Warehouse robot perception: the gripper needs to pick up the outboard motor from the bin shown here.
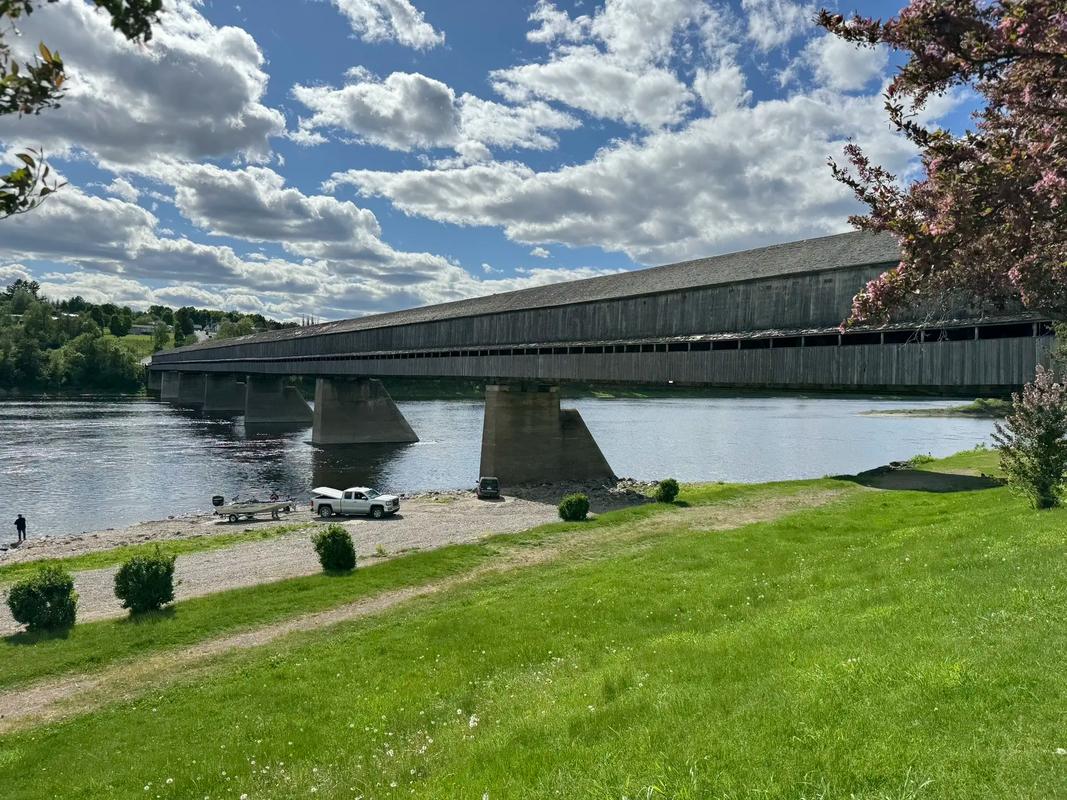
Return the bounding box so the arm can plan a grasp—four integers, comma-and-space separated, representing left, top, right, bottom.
211, 495, 225, 508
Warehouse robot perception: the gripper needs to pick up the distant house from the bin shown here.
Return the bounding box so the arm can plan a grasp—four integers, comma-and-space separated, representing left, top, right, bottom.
130, 323, 164, 336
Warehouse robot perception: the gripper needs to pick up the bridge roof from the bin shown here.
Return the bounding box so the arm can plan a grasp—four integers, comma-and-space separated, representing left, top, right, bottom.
172, 231, 898, 352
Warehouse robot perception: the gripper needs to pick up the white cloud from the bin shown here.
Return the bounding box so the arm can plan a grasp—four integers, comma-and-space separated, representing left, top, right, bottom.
293, 70, 460, 151
0, 264, 32, 286
498, 0, 726, 130
0, 0, 285, 168
491, 46, 693, 129
105, 178, 141, 202
0, 182, 322, 292
590, 0, 712, 66
801, 34, 889, 92
693, 60, 752, 115
741, 0, 814, 52
527, 0, 591, 44
292, 70, 578, 152
331, 0, 443, 49
328, 88, 939, 265
456, 96, 578, 151
530, 247, 551, 258
161, 164, 454, 276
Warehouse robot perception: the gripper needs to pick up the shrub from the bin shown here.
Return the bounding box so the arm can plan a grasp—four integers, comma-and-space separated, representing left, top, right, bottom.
313, 524, 356, 572
993, 366, 1067, 509
114, 548, 176, 613
653, 478, 680, 504
558, 493, 590, 522
7, 565, 78, 631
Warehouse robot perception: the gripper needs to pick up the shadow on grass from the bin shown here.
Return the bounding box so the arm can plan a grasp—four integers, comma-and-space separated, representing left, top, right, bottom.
839, 467, 1005, 493
119, 607, 178, 626
5, 625, 74, 646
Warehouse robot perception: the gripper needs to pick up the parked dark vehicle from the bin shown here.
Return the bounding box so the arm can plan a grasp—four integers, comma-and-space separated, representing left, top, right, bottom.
476, 476, 500, 500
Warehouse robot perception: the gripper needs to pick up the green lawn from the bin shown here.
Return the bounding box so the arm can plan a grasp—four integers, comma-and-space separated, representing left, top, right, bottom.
103, 333, 157, 361
0, 486, 771, 690
2, 451, 1066, 799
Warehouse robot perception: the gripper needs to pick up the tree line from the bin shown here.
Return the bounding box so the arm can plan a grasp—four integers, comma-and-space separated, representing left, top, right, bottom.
0, 278, 293, 393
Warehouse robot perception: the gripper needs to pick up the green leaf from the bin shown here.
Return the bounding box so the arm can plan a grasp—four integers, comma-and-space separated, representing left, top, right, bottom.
16, 153, 35, 168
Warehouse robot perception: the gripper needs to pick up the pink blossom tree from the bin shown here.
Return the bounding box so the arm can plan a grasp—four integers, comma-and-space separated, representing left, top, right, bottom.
993, 366, 1067, 508
819, 1, 1066, 327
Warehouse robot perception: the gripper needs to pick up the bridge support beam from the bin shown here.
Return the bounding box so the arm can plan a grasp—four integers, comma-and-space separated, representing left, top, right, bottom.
202, 374, 246, 415
160, 371, 181, 403
312, 377, 419, 445
176, 372, 206, 408
146, 370, 162, 398
480, 383, 615, 487
244, 375, 313, 425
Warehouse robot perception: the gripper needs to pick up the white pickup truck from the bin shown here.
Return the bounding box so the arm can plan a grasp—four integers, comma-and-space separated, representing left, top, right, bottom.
311, 486, 401, 519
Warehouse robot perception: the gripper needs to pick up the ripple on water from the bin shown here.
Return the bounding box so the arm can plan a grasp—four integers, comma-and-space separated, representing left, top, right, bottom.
0, 395, 993, 537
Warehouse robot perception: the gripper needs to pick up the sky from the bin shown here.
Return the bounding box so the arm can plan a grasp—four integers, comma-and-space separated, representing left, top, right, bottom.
0, 0, 966, 322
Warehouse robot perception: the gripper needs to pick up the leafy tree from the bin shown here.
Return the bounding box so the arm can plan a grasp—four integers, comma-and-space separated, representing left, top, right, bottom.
171, 327, 187, 348
151, 321, 170, 352
994, 366, 1067, 509
819, 1, 1067, 326
173, 306, 195, 336
2, 278, 40, 300
63, 294, 87, 313
1, 0, 162, 219
215, 317, 255, 340
107, 313, 131, 337
148, 304, 174, 325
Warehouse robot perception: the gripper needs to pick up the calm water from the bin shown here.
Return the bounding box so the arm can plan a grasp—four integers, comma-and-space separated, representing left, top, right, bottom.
0, 396, 995, 537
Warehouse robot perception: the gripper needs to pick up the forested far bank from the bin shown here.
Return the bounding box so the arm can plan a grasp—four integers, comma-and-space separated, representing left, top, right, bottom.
0, 279, 295, 394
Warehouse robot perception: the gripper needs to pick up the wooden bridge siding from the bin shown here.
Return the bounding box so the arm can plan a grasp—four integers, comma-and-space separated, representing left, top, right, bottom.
153, 264, 897, 365
165, 337, 1049, 391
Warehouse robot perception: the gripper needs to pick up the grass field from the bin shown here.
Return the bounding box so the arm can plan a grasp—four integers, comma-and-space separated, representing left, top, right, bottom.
2, 450, 1065, 799
864, 398, 1012, 418
103, 333, 158, 361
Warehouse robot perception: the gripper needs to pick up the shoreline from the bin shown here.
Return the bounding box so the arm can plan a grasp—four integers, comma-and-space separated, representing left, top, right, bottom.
0, 480, 655, 570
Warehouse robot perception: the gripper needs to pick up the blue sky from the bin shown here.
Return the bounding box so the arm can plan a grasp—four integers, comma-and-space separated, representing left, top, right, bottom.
0, 0, 965, 321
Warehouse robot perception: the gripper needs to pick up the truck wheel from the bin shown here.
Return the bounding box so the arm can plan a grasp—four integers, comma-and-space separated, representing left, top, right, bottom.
228, 513, 238, 523
371, 506, 384, 519
318, 505, 333, 518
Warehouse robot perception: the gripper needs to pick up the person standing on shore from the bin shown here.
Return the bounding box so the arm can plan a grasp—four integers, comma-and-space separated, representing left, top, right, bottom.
14, 514, 26, 544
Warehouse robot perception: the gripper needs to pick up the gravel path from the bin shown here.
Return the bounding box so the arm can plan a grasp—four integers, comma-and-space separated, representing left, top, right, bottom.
0, 491, 641, 634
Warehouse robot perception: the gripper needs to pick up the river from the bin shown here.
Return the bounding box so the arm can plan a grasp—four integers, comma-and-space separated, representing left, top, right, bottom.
0, 395, 996, 538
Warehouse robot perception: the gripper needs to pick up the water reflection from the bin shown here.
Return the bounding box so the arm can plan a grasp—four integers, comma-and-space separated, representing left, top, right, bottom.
310, 443, 419, 491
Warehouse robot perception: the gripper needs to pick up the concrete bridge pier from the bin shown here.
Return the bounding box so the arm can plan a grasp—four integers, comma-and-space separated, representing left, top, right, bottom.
244, 375, 313, 425
176, 372, 206, 408
160, 371, 181, 403
146, 370, 162, 398
312, 377, 419, 445
202, 374, 246, 415
479, 383, 615, 487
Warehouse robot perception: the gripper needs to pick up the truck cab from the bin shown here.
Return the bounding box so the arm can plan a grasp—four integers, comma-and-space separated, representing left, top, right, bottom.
312, 486, 400, 519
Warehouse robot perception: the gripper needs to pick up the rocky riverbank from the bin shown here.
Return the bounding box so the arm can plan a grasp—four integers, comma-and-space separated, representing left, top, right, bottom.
0, 480, 654, 568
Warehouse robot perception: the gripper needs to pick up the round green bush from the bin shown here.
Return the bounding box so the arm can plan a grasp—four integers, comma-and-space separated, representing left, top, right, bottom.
114, 548, 176, 614
7, 565, 78, 631
558, 493, 590, 522
313, 524, 357, 572
653, 478, 680, 504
